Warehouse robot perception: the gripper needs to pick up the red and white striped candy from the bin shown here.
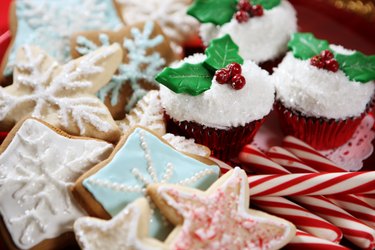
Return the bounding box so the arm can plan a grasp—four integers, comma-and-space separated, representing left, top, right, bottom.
248, 172, 375, 197
282, 136, 347, 172
356, 194, 375, 208
285, 230, 349, 250
239, 145, 290, 174
267, 146, 319, 173
251, 196, 342, 242
292, 196, 375, 250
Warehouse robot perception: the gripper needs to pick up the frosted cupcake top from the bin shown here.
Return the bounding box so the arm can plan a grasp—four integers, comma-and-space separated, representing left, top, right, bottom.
157, 36, 275, 129
273, 33, 375, 120
191, 0, 297, 63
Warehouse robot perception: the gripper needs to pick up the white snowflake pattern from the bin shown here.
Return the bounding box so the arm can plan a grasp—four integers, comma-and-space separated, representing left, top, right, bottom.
0, 120, 113, 248
76, 22, 165, 112
0, 45, 119, 135
4, 0, 122, 76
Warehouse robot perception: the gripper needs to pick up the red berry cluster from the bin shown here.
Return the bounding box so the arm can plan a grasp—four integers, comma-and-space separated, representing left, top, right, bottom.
235, 0, 264, 23
310, 50, 340, 72
215, 62, 246, 90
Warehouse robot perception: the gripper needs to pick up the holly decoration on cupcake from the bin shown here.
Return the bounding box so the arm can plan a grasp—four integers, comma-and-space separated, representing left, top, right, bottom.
155, 35, 246, 95
187, 0, 281, 25
288, 33, 375, 83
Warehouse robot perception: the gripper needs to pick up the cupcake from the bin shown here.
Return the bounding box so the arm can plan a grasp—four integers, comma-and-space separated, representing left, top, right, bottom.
188, 0, 297, 70
273, 32, 375, 150
156, 35, 275, 160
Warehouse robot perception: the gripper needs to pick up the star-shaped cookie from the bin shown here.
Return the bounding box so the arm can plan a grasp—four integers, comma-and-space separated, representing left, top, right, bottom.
148, 167, 296, 250
74, 198, 167, 250
0, 44, 123, 142
0, 0, 123, 82
0, 118, 114, 250
71, 21, 176, 119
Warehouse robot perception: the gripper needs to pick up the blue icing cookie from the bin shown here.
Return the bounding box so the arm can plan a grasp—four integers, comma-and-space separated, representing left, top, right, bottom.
83, 127, 220, 240
4, 0, 122, 76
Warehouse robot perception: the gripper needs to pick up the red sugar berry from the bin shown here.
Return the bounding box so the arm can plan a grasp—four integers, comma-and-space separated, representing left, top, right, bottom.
235, 10, 250, 23
310, 55, 325, 69
325, 59, 339, 72
215, 69, 231, 84
227, 62, 242, 77
320, 50, 334, 61
237, 0, 252, 12
231, 74, 246, 90
251, 5, 264, 17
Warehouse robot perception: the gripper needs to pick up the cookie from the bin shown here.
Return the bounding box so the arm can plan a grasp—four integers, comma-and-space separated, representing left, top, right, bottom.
0, 118, 114, 250
114, 0, 199, 54
71, 22, 176, 120
74, 198, 167, 250
0, 44, 123, 143
147, 167, 296, 250
72, 126, 220, 240
0, 0, 123, 85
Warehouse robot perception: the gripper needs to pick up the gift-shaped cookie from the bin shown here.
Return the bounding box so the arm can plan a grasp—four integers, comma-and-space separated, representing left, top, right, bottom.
0, 118, 114, 250
72, 127, 220, 240
0, 0, 123, 84
71, 22, 176, 119
0, 44, 122, 143
148, 167, 296, 249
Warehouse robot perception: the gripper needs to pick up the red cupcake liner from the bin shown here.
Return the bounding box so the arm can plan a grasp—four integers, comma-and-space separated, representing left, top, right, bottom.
259, 54, 285, 74
165, 113, 265, 161
276, 102, 370, 150
0, 131, 8, 144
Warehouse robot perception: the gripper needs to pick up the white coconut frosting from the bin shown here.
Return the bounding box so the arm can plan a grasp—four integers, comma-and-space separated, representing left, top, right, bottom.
159, 54, 275, 129
199, 0, 297, 63
273, 51, 375, 120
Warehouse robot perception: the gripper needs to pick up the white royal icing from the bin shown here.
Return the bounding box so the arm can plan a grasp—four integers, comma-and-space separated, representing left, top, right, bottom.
159, 54, 275, 129
273, 52, 375, 119
0, 119, 113, 249
199, 0, 297, 63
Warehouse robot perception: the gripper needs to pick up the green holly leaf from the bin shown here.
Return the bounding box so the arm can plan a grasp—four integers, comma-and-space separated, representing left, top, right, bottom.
155, 63, 212, 96
204, 35, 244, 71
187, 0, 237, 26
251, 0, 281, 10
288, 33, 330, 60
335, 52, 375, 83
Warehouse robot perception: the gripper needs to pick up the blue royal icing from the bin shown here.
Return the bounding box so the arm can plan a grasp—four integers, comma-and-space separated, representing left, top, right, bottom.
4, 0, 122, 76
83, 127, 220, 240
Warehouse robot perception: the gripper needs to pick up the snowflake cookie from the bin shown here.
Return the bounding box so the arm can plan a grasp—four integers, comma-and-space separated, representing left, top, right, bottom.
74, 198, 167, 250
72, 127, 220, 240
71, 22, 176, 120
0, 44, 123, 143
147, 167, 296, 250
0, 118, 114, 250
0, 0, 123, 83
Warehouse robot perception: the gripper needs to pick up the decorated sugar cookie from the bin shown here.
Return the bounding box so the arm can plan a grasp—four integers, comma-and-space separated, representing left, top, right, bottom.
0, 118, 114, 250
74, 198, 167, 250
72, 127, 220, 240
71, 22, 175, 119
147, 167, 296, 250
0, 0, 123, 83
0, 44, 122, 142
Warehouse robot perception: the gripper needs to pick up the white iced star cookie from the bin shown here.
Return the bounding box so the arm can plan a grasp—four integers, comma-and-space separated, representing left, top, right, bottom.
148, 167, 296, 250
0, 118, 114, 250
74, 198, 167, 250
0, 44, 123, 143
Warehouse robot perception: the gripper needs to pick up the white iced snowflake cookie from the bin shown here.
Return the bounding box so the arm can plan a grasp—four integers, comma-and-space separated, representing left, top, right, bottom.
0, 118, 113, 250
0, 44, 123, 142
159, 53, 275, 129
115, 0, 199, 54
147, 167, 296, 250
196, 0, 297, 63
273, 45, 375, 120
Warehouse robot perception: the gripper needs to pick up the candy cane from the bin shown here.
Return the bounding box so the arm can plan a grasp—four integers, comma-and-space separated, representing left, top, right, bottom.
356, 194, 375, 208
285, 230, 349, 250
282, 136, 346, 172
292, 196, 375, 250
251, 196, 342, 243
